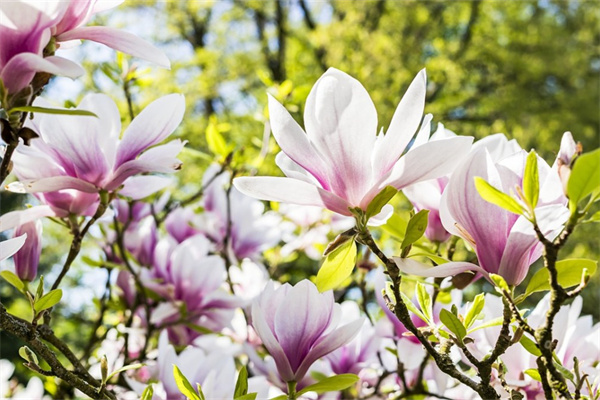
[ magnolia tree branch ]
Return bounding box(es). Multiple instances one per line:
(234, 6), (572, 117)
(356, 227), (501, 399)
(0, 303), (115, 399)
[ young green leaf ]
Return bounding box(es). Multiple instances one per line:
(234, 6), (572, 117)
(0, 270), (25, 292)
(474, 177), (524, 215)
(415, 282), (433, 324)
(489, 273), (509, 293)
(234, 366), (249, 398)
(524, 258), (598, 296)
(467, 316), (505, 334)
(107, 363), (144, 381)
(463, 293), (485, 329)
(518, 333), (541, 357)
(206, 121), (229, 158)
(234, 394), (257, 400)
(380, 211), (410, 241)
(400, 210), (429, 250)
(35, 276), (44, 301)
(315, 239), (357, 292)
(408, 252), (449, 265)
(34, 289), (62, 314)
(366, 186), (397, 219)
(140, 384), (154, 400)
(439, 308), (467, 342)
(523, 150), (540, 209)
(173, 365), (201, 400)
(399, 291), (428, 323)
(524, 369), (542, 382)
(9, 106), (98, 117)
(567, 148), (600, 208)
(295, 374), (359, 396)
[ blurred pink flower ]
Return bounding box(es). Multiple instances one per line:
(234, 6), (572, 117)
(13, 220), (42, 282)
(251, 279), (363, 384)
(234, 68), (473, 217)
(0, 0), (169, 94)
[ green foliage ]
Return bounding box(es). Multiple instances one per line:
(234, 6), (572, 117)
(8, 106), (98, 117)
(366, 186), (397, 220)
(567, 148), (600, 210)
(295, 374), (359, 396)
(401, 210), (429, 250)
(474, 177), (524, 216)
(1, 270), (25, 292)
(315, 238), (357, 292)
(33, 289), (62, 314)
(463, 293), (485, 329)
(173, 365), (204, 400)
(439, 308), (467, 343)
(524, 259), (598, 296)
(523, 150), (540, 209)
(415, 282), (433, 324)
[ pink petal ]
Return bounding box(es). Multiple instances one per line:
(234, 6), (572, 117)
(119, 176), (172, 200)
(275, 152), (320, 186)
(0, 53), (83, 93)
(6, 176), (98, 194)
(115, 94), (185, 168)
(0, 205), (55, 231)
(303, 68), (377, 205)
(233, 176), (351, 216)
(372, 69), (427, 176)
(57, 26), (170, 68)
(394, 257), (486, 279)
(0, 234), (27, 261)
(268, 94), (330, 189)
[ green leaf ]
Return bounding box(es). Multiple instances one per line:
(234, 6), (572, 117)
(173, 365), (201, 400)
(439, 308), (467, 341)
(524, 258), (598, 296)
(234, 366), (249, 398)
(567, 148), (600, 208)
(0, 270), (25, 292)
(474, 177), (524, 215)
(518, 333), (541, 357)
(380, 211), (410, 240)
(401, 210), (429, 250)
(206, 121), (229, 157)
(582, 210), (600, 223)
(467, 316), (505, 334)
(399, 291), (428, 323)
(523, 150), (540, 209)
(415, 282), (432, 324)
(524, 369), (541, 382)
(107, 363), (144, 381)
(463, 293), (485, 329)
(234, 394), (257, 400)
(140, 384), (154, 400)
(366, 186), (397, 219)
(34, 289), (62, 314)
(296, 374), (359, 396)
(35, 276), (44, 301)
(9, 106), (98, 117)
(489, 273), (509, 293)
(315, 239), (357, 292)
(19, 346), (38, 365)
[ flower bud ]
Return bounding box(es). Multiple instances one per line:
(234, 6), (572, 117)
(13, 221), (42, 282)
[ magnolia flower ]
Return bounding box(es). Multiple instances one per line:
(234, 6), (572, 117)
(0, 234), (26, 262)
(234, 68), (473, 217)
(13, 220), (42, 281)
(251, 279), (364, 384)
(554, 131), (580, 195)
(395, 135), (569, 286)
(141, 235), (240, 344)
(0, 0), (169, 95)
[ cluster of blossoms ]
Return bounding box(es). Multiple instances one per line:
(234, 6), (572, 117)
(1, 3), (598, 399)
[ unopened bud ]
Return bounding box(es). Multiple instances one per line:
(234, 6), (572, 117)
(101, 355), (109, 383)
(19, 346), (39, 365)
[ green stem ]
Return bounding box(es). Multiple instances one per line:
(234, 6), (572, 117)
(287, 381), (297, 400)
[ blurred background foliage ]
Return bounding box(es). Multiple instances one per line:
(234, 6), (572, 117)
(2, 0), (599, 379)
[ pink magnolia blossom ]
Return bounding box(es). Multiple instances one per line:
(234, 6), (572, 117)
(251, 279), (364, 384)
(554, 131), (579, 194)
(13, 220), (42, 282)
(0, 0), (169, 94)
(234, 68), (473, 217)
(395, 135), (569, 286)
(0, 234), (27, 262)
(5, 93), (184, 220)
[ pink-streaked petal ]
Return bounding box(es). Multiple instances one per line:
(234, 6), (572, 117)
(57, 26), (170, 68)
(275, 152), (320, 186)
(0, 53), (84, 93)
(119, 176), (172, 200)
(251, 304), (295, 382)
(471, 133), (522, 163)
(0, 234), (27, 261)
(268, 94), (330, 189)
(53, 0), (94, 35)
(115, 94), (185, 167)
(0, 205), (55, 231)
(294, 318), (364, 382)
(409, 113), (433, 150)
(367, 204), (393, 227)
(384, 136), (473, 190)
(372, 69), (427, 177)
(304, 68), (377, 205)
(233, 177), (351, 216)
(6, 176), (98, 194)
(107, 140), (185, 191)
(394, 257), (486, 279)
(273, 281), (333, 371)
(497, 216), (540, 286)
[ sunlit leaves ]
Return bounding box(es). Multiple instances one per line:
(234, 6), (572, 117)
(474, 177), (524, 216)
(524, 259), (597, 296)
(567, 148), (600, 210)
(315, 239), (357, 292)
(295, 374), (359, 396)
